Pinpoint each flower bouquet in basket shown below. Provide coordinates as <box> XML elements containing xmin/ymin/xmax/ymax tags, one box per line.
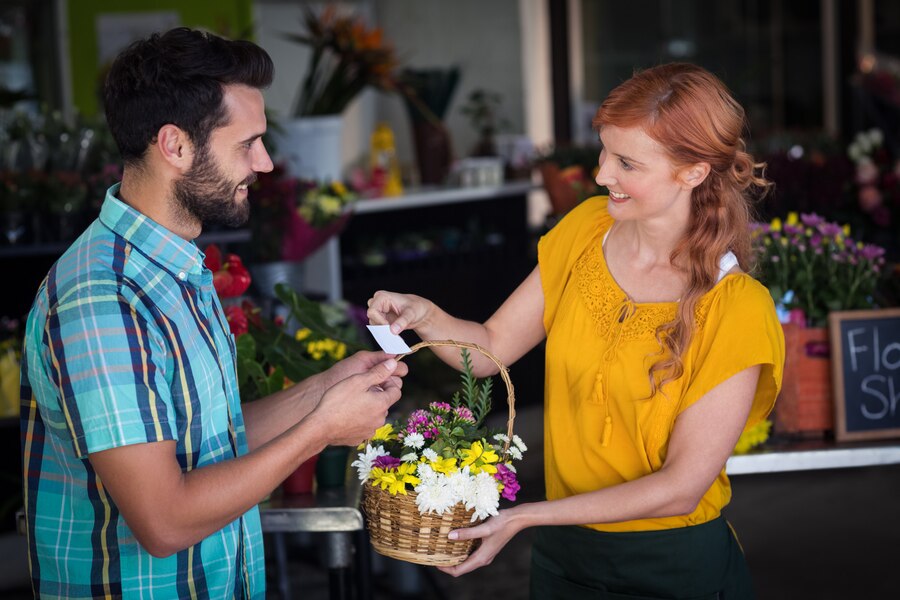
<box><xmin>352</xmin><ymin>341</ymin><xmax>526</xmax><ymax>566</ymax></box>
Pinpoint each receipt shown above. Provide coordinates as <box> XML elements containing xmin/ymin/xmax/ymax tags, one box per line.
<box><xmin>366</xmin><ymin>325</ymin><xmax>412</xmax><ymax>354</ymax></box>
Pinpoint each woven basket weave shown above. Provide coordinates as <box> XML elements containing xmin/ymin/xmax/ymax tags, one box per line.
<box><xmin>361</xmin><ymin>340</ymin><xmax>516</xmax><ymax>567</ymax></box>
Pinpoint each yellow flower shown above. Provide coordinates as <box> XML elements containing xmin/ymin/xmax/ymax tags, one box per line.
<box><xmin>295</xmin><ymin>328</ymin><xmax>312</xmax><ymax>341</ymax></box>
<box><xmin>331</xmin><ymin>181</ymin><xmax>348</xmax><ymax>196</ymax></box>
<box><xmin>429</xmin><ymin>456</ymin><xmax>458</xmax><ymax>474</ymax></box>
<box><xmin>733</xmin><ymin>419</ymin><xmax>772</xmax><ymax>455</ymax></box>
<box><xmin>770</xmin><ymin>217</ymin><xmax>782</xmax><ymax>231</ymax></box>
<box><xmin>842</xmin><ymin>224</ymin><xmax>851</xmax><ymax>237</ymax></box>
<box><xmin>370</xmin><ymin>463</ymin><xmax>420</xmax><ymax>495</ymax></box>
<box><xmin>320</xmin><ymin>196</ymin><xmax>342</xmax><ymax>216</ymax></box>
<box><xmin>372</xmin><ymin>423</ymin><xmax>396</xmax><ymax>442</ymax></box>
<box><xmin>786</xmin><ymin>212</ymin><xmax>799</xmax><ymax>226</ymax></box>
<box><xmin>459</xmin><ymin>441</ymin><xmax>500</xmax><ymax>475</ymax></box>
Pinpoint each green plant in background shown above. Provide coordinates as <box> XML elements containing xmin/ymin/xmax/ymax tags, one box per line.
<box><xmin>234</xmin><ymin>284</ymin><xmax>369</xmax><ymax>402</ymax></box>
<box><xmin>458</xmin><ymin>88</ymin><xmax>510</xmax><ymax>156</ymax></box>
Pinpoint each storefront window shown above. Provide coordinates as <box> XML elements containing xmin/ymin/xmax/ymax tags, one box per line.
<box><xmin>575</xmin><ymin>0</ymin><xmax>823</xmax><ymax>141</ymax></box>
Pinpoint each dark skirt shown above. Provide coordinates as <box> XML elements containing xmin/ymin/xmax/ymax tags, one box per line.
<box><xmin>530</xmin><ymin>516</ymin><xmax>753</xmax><ymax>600</ymax></box>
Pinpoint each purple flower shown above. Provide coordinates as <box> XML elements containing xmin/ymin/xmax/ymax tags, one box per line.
<box><xmin>494</xmin><ymin>464</ymin><xmax>520</xmax><ymax>501</ymax></box>
<box><xmin>373</xmin><ymin>455</ymin><xmax>401</xmax><ymax>470</ymax></box>
<box><xmin>859</xmin><ymin>244</ymin><xmax>884</xmax><ymax>260</ymax></box>
<box><xmin>428</xmin><ymin>402</ymin><xmax>452</xmax><ymax>414</ymax></box>
<box><xmin>820</xmin><ymin>223</ymin><xmax>842</xmax><ymax>237</ymax></box>
<box><xmin>800</xmin><ymin>213</ymin><xmax>825</xmax><ymax>227</ymax></box>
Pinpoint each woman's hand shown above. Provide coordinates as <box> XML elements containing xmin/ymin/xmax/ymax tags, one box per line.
<box><xmin>437</xmin><ymin>508</ymin><xmax>526</xmax><ymax>577</ymax></box>
<box><xmin>367</xmin><ymin>290</ymin><xmax>434</xmax><ymax>335</ymax></box>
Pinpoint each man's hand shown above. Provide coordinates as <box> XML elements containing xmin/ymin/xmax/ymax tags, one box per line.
<box><xmin>312</xmin><ymin>358</ymin><xmax>404</xmax><ymax>446</ymax></box>
<box><xmin>320</xmin><ymin>350</ymin><xmax>408</xmax><ymax>392</ymax></box>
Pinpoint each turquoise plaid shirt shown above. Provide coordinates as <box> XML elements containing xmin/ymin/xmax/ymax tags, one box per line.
<box><xmin>21</xmin><ymin>184</ymin><xmax>265</xmax><ymax>599</ymax></box>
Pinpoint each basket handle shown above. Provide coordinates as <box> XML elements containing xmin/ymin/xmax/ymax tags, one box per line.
<box><xmin>396</xmin><ymin>339</ymin><xmax>516</xmax><ymax>457</ymax></box>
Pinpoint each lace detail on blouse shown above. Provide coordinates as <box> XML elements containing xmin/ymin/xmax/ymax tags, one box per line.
<box><xmin>575</xmin><ymin>240</ymin><xmax>677</xmax><ymax>340</ymax></box>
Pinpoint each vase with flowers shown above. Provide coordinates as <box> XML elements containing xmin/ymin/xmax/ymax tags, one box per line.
<box><xmin>751</xmin><ymin>212</ymin><xmax>887</xmax><ymax>436</ymax></box>
<box><xmin>276</xmin><ymin>5</ymin><xmax>403</xmax><ymax>181</ymax></box>
<box><xmin>247</xmin><ymin>166</ymin><xmax>356</xmax><ymax>299</ymax></box>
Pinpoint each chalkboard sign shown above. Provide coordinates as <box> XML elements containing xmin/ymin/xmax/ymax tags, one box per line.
<box><xmin>829</xmin><ymin>308</ymin><xmax>900</xmax><ymax>442</ymax></box>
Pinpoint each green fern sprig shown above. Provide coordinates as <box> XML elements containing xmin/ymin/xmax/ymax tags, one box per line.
<box><xmin>457</xmin><ymin>348</ymin><xmax>493</xmax><ymax>427</ymax></box>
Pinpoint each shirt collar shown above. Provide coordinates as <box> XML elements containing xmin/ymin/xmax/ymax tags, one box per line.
<box><xmin>99</xmin><ymin>183</ymin><xmax>206</xmax><ymax>286</ymax></box>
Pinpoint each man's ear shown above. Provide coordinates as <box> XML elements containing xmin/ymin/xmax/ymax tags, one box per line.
<box><xmin>679</xmin><ymin>162</ymin><xmax>711</xmax><ymax>190</ymax></box>
<box><xmin>156</xmin><ymin>124</ymin><xmax>193</xmax><ymax>171</ymax></box>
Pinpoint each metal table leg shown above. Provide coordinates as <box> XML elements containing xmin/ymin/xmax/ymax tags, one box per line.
<box><xmin>323</xmin><ymin>531</ymin><xmax>353</xmax><ymax>600</ymax></box>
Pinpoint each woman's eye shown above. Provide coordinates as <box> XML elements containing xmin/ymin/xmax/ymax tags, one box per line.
<box><xmin>619</xmin><ymin>157</ymin><xmax>633</xmax><ymax>171</ymax></box>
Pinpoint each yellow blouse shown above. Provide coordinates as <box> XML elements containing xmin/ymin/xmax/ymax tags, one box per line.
<box><xmin>538</xmin><ymin>197</ymin><xmax>784</xmax><ymax>532</ymax></box>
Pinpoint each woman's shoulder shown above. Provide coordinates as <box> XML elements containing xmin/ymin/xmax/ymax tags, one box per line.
<box><xmin>547</xmin><ymin>196</ymin><xmax>612</xmax><ymax>240</ymax></box>
<box><xmin>700</xmin><ymin>272</ymin><xmax>778</xmax><ymax>323</ymax></box>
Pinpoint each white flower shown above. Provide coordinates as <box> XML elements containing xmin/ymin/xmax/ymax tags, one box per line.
<box><xmin>493</xmin><ymin>433</ymin><xmax>510</xmax><ymax>444</ymax></box>
<box><xmin>446</xmin><ymin>467</ymin><xmax>475</xmax><ymax>504</ymax></box>
<box><xmin>350</xmin><ymin>444</ymin><xmax>389</xmax><ymax>483</ymax></box>
<box><xmin>403</xmin><ymin>432</ymin><xmax>425</xmax><ymax>449</ymax></box>
<box><xmin>848</xmin><ymin>143</ymin><xmax>862</xmax><ymax>162</ymax></box>
<box><xmin>416</xmin><ymin>462</ymin><xmax>438</xmax><ymax>483</ymax></box>
<box><xmin>467</xmin><ymin>472</ymin><xmax>501</xmax><ymax>522</ymax></box>
<box><xmin>507</xmin><ymin>447</ymin><xmax>523</xmax><ymax>461</ymax></box>
<box><xmin>505</xmin><ymin>463</ymin><xmax>517</xmax><ymax>473</ymax></box>
<box><xmin>415</xmin><ymin>473</ymin><xmax>457</xmax><ymax>515</ymax></box>
<box><xmin>400</xmin><ymin>452</ymin><xmax>419</xmax><ymax>463</ymax></box>
<box><xmin>869</xmin><ymin>128</ymin><xmax>884</xmax><ymax>146</ymax></box>
<box><xmin>512</xmin><ymin>434</ymin><xmax>528</xmax><ymax>452</ymax></box>
<box><xmin>422</xmin><ymin>448</ymin><xmax>438</xmax><ymax>462</ymax></box>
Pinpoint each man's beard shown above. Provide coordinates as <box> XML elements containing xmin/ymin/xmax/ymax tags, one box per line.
<box><xmin>172</xmin><ymin>143</ymin><xmax>254</xmax><ymax>228</ymax></box>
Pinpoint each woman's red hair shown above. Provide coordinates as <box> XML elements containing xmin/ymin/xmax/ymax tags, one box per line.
<box><xmin>593</xmin><ymin>63</ymin><xmax>770</xmax><ymax>395</ymax></box>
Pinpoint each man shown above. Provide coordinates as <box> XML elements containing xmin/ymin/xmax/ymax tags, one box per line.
<box><xmin>20</xmin><ymin>28</ymin><xmax>405</xmax><ymax>598</ymax></box>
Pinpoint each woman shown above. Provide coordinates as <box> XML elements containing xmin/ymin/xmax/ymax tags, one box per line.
<box><xmin>368</xmin><ymin>63</ymin><xmax>784</xmax><ymax>599</ymax></box>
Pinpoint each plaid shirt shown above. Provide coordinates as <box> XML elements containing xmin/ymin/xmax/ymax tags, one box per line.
<box><xmin>20</xmin><ymin>184</ymin><xmax>265</xmax><ymax>599</ymax></box>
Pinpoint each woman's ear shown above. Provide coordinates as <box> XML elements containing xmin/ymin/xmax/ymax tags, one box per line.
<box><xmin>156</xmin><ymin>124</ymin><xmax>193</xmax><ymax>171</ymax></box>
<box><xmin>679</xmin><ymin>162</ymin><xmax>711</xmax><ymax>190</ymax></box>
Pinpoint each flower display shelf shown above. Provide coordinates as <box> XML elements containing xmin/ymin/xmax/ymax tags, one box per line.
<box><xmin>361</xmin><ymin>340</ymin><xmax>516</xmax><ymax>567</ymax></box>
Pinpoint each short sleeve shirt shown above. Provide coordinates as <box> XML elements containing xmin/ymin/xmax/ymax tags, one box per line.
<box><xmin>538</xmin><ymin>196</ymin><xmax>784</xmax><ymax>532</ymax></box>
<box><xmin>21</xmin><ymin>184</ymin><xmax>265</xmax><ymax>598</ymax></box>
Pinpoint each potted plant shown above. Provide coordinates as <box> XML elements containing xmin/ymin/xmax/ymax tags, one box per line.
<box><xmin>206</xmin><ymin>245</ymin><xmax>371</xmax><ymax>493</ymax></box>
<box><xmin>277</xmin><ymin>6</ymin><xmax>403</xmax><ymax>181</ymax></box>
<box><xmin>536</xmin><ymin>144</ymin><xmax>605</xmax><ymax>218</ymax></box>
<box><xmin>751</xmin><ymin>212</ymin><xmax>887</xmax><ymax>436</ymax></box>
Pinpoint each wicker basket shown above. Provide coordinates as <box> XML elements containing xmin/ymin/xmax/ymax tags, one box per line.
<box><xmin>361</xmin><ymin>340</ymin><xmax>517</xmax><ymax>567</ymax></box>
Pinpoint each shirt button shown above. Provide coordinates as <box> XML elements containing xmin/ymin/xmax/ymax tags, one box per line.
<box><xmin>178</xmin><ymin>272</ymin><xmax>187</xmax><ymax>281</ymax></box>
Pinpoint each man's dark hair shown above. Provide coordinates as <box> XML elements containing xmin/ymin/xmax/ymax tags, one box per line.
<box><xmin>103</xmin><ymin>27</ymin><xmax>274</xmax><ymax>166</ymax></box>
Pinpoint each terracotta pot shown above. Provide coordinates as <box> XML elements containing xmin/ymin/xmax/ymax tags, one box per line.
<box><xmin>281</xmin><ymin>453</ymin><xmax>320</xmax><ymax>495</ymax></box>
<box><xmin>774</xmin><ymin>323</ymin><xmax>834</xmax><ymax>437</ymax></box>
<box><xmin>538</xmin><ymin>162</ymin><xmax>580</xmax><ymax>215</ymax></box>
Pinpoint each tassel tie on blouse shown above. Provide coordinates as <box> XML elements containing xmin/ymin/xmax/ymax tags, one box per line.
<box><xmin>597</xmin><ymin>296</ymin><xmax>637</xmax><ymax>447</ymax></box>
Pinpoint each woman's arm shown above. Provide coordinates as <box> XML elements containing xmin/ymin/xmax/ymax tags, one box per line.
<box><xmin>439</xmin><ymin>364</ymin><xmax>761</xmax><ymax>576</ymax></box>
<box><xmin>367</xmin><ymin>266</ymin><xmax>547</xmax><ymax>376</ymax></box>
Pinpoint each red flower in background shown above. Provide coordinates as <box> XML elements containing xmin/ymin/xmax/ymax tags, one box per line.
<box><xmin>224</xmin><ymin>305</ymin><xmax>248</xmax><ymax>336</ymax></box>
<box><xmin>204</xmin><ymin>244</ymin><xmax>251</xmax><ymax>298</ymax></box>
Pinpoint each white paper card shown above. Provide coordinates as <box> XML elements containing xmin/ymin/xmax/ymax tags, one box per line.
<box><xmin>367</xmin><ymin>325</ymin><xmax>412</xmax><ymax>354</ymax></box>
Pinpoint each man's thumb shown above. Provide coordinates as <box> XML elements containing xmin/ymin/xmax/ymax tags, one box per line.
<box><xmin>367</xmin><ymin>358</ymin><xmax>397</xmax><ymax>383</ymax></box>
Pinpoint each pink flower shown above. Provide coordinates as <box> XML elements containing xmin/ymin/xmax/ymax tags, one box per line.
<box><xmin>494</xmin><ymin>464</ymin><xmax>520</xmax><ymax>501</ymax></box>
<box><xmin>857</xmin><ymin>185</ymin><xmax>883</xmax><ymax>213</ymax></box>
<box><xmin>855</xmin><ymin>160</ymin><xmax>880</xmax><ymax>185</ymax></box>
